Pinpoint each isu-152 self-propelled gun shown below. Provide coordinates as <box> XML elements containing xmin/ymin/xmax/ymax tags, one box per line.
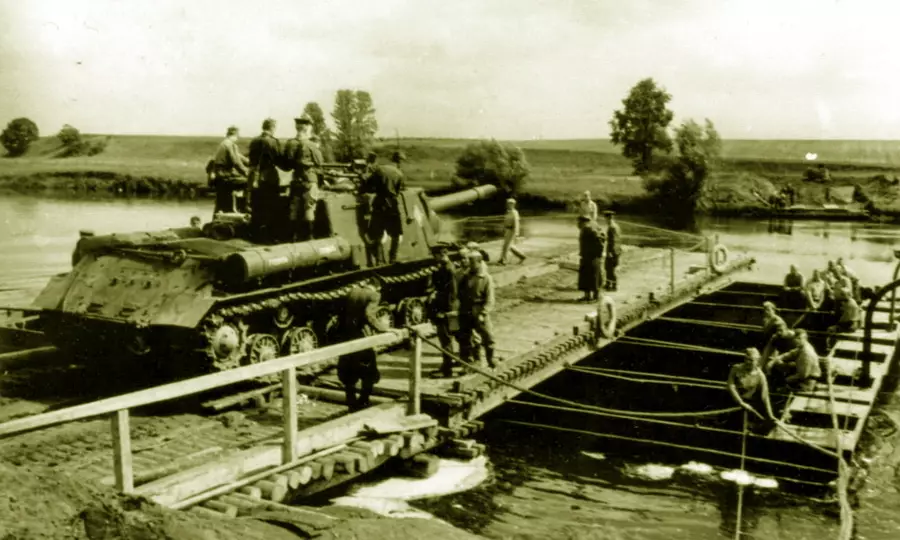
<box><xmin>30</xmin><ymin>180</ymin><xmax>498</xmax><ymax>377</ymax></box>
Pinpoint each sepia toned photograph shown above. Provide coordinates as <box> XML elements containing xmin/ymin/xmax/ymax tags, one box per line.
<box><xmin>1</xmin><ymin>1</ymin><xmax>899</xmax><ymax>538</ymax></box>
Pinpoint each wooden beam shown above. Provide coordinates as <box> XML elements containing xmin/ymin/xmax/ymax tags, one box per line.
<box><xmin>111</xmin><ymin>410</ymin><xmax>133</xmax><ymax>494</ymax></box>
<box><xmin>282</xmin><ymin>366</ymin><xmax>298</xmax><ymax>464</ymax></box>
<box><xmin>408</xmin><ymin>336</ymin><xmax>422</xmax><ymax>416</ymax></box>
<box><xmin>139</xmin><ymin>402</ymin><xmax>408</xmax><ymax>506</ymax></box>
<box><xmin>0</xmin><ymin>323</ymin><xmax>432</xmax><ymax>438</ymax></box>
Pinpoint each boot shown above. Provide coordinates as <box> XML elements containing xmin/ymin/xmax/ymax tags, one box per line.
<box><xmin>485</xmin><ymin>347</ymin><xmax>496</xmax><ymax>369</ymax></box>
<box><xmin>344</xmin><ymin>386</ymin><xmax>358</xmax><ymax>411</ymax></box>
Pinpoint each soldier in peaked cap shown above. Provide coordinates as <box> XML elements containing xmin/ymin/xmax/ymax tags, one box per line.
<box><xmin>282</xmin><ymin>115</ymin><xmax>324</xmax><ymax>241</ymax></box>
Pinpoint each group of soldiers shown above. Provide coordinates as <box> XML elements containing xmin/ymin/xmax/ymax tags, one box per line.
<box><xmin>336</xmin><ymin>241</ymin><xmax>497</xmax><ymax>411</ymax></box>
<box><xmin>729</xmin><ymin>259</ymin><xmax>866</xmax><ymax>431</ymax></box>
<box><xmin>577</xmin><ymin>207</ymin><xmax>622</xmax><ymax>301</ymax></box>
<box><xmin>207</xmin><ymin>117</ymin><xmax>408</xmax><ymax>264</ymax></box>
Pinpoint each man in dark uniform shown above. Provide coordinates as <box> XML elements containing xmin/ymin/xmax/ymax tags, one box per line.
<box><xmin>210</xmin><ymin>126</ymin><xmax>250</xmax><ymax>214</ymax></box>
<box><xmin>247</xmin><ymin>118</ymin><xmax>286</xmax><ymax>243</ymax></box>
<box><xmin>603</xmin><ymin>210</ymin><xmax>622</xmax><ymax>291</ymax></box>
<box><xmin>363</xmin><ymin>150</ymin><xmax>407</xmax><ymax>264</ymax></box>
<box><xmin>458</xmin><ymin>250</ymin><xmax>497</xmax><ymax>369</ymax></box>
<box><xmin>428</xmin><ymin>244</ymin><xmax>459</xmax><ymax>377</ymax></box>
<box><xmin>282</xmin><ymin>115</ymin><xmax>324</xmax><ymax>241</ymax></box>
<box><xmin>577</xmin><ymin>216</ymin><xmax>606</xmax><ymax>302</ymax></box>
<box><xmin>337</xmin><ymin>278</ymin><xmax>403</xmax><ymax>411</ymax></box>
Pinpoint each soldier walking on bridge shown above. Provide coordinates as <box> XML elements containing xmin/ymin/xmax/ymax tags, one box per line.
<box><xmin>603</xmin><ymin>210</ymin><xmax>621</xmax><ymax>291</ymax></box>
<box><xmin>282</xmin><ymin>115</ymin><xmax>324</xmax><ymax>242</ymax></box>
<box><xmin>209</xmin><ymin>126</ymin><xmax>250</xmax><ymax>215</ymax></box>
<box><xmin>577</xmin><ymin>215</ymin><xmax>606</xmax><ymax>302</ymax></box>
<box><xmin>337</xmin><ymin>278</ymin><xmax>404</xmax><ymax>411</ymax></box>
<box><xmin>458</xmin><ymin>250</ymin><xmax>497</xmax><ymax>369</ymax></box>
<box><xmin>363</xmin><ymin>151</ymin><xmax>407</xmax><ymax>264</ymax></box>
<box><xmin>248</xmin><ymin>118</ymin><xmax>286</xmax><ymax>243</ymax></box>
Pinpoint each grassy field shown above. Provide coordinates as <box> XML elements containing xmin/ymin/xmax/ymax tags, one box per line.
<box><xmin>2</xmin><ymin>134</ymin><xmax>899</xmax><ymax>211</ymax></box>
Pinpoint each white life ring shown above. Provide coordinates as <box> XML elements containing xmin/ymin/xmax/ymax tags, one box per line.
<box><xmin>596</xmin><ymin>295</ymin><xmax>617</xmax><ymax>340</ymax></box>
<box><xmin>709</xmin><ymin>244</ymin><xmax>729</xmax><ymax>274</ymax></box>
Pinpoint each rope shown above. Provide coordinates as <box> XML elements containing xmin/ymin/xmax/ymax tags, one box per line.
<box><xmin>497</xmin><ymin>418</ymin><xmax>835</xmax><ymax>478</ymax></box>
<box><xmin>734</xmin><ymin>411</ymin><xmax>748</xmax><ymax>540</ymax></box>
<box><xmin>617</xmin><ymin>335</ymin><xmax>744</xmax><ymax>357</ymax></box>
<box><xmin>414</xmin><ymin>332</ymin><xmax>742</xmax><ymax>419</ymax></box>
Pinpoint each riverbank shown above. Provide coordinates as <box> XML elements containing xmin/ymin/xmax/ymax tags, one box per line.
<box><xmin>3</xmin><ymin>135</ymin><xmax>900</xmax><ymax>219</ymax></box>
<box><xmin>0</xmin><ymin>462</ymin><xmax>484</xmax><ymax>539</ymax></box>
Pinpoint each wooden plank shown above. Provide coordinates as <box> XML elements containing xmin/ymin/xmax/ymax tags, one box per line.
<box><xmin>786</xmin><ymin>396</ymin><xmax>873</xmax><ymax>418</ymax></box>
<box><xmin>138</xmin><ymin>402</ymin><xmax>407</xmax><ymax>506</ymax></box>
<box><xmin>0</xmin><ymin>324</ymin><xmax>431</xmax><ymax>438</ymax></box>
<box><xmin>768</xmin><ymin>425</ymin><xmax>857</xmax><ymax>451</ymax></box>
<box><xmin>111</xmin><ymin>410</ymin><xmax>134</xmax><ymax>493</ymax></box>
<box><xmin>281</xmin><ymin>366</ymin><xmax>298</xmax><ymax>464</ymax></box>
<box><xmin>798</xmin><ymin>384</ymin><xmax>878</xmax><ymax>405</ymax></box>
<box><xmin>827</xmin><ymin>356</ymin><xmax>887</xmax><ymax>379</ymax></box>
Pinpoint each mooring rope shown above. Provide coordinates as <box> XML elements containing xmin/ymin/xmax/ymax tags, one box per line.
<box><xmin>616</xmin><ymin>335</ymin><xmax>744</xmax><ymax>356</ymax></box>
<box><xmin>415</xmin><ymin>333</ymin><xmax>742</xmax><ymax>419</ymax></box>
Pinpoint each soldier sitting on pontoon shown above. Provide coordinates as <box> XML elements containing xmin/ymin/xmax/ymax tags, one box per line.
<box><xmin>781</xmin><ymin>265</ymin><xmax>806</xmax><ymax>310</ymax></box>
<box><xmin>766</xmin><ymin>329</ymin><xmax>822</xmax><ymax>393</ymax></box>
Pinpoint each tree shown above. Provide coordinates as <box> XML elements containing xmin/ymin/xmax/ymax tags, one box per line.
<box><xmin>644</xmin><ymin>118</ymin><xmax>721</xmax><ymax>217</ymax></box>
<box><xmin>455</xmin><ymin>139</ymin><xmax>530</xmax><ymax>194</ymax></box>
<box><xmin>1</xmin><ymin>117</ymin><xmax>39</xmax><ymax>157</ymax></box>
<box><xmin>330</xmin><ymin>90</ymin><xmax>379</xmax><ymax>162</ymax></box>
<box><xmin>303</xmin><ymin>101</ymin><xmax>334</xmax><ymax>161</ymax></box>
<box><xmin>58</xmin><ymin>124</ymin><xmax>83</xmax><ymax>156</ymax></box>
<box><xmin>609</xmin><ymin>78</ymin><xmax>674</xmax><ymax>174</ymax></box>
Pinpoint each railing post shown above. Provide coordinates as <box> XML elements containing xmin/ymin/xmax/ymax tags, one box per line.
<box><xmin>282</xmin><ymin>366</ymin><xmax>298</xmax><ymax>464</ymax></box>
<box><xmin>111</xmin><ymin>409</ymin><xmax>133</xmax><ymax>493</ymax></box>
<box><xmin>669</xmin><ymin>247</ymin><xmax>676</xmax><ymax>294</ymax></box>
<box><xmin>408</xmin><ymin>334</ymin><xmax>422</xmax><ymax>416</ymax></box>
<box><xmin>889</xmin><ymin>255</ymin><xmax>900</xmax><ymax>326</ymax></box>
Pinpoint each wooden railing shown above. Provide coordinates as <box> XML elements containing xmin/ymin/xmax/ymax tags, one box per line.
<box><xmin>0</xmin><ymin>323</ymin><xmax>432</xmax><ymax>493</ymax></box>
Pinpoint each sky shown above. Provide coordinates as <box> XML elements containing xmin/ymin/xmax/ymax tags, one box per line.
<box><xmin>2</xmin><ymin>0</ymin><xmax>900</xmax><ymax>140</ymax></box>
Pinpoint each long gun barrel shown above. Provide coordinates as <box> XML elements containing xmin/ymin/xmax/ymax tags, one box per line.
<box><xmin>428</xmin><ymin>184</ymin><xmax>498</xmax><ymax>213</ymax></box>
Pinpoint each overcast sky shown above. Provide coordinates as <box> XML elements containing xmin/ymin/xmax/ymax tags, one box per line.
<box><xmin>2</xmin><ymin>0</ymin><xmax>899</xmax><ymax>140</ymax></box>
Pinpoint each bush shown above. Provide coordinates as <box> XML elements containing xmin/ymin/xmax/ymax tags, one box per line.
<box><xmin>1</xmin><ymin>117</ymin><xmax>39</xmax><ymax>156</ymax></box>
<box><xmin>57</xmin><ymin>125</ymin><xmax>108</xmax><ymax>157</ymax></box>
<box><xmin>455</xmin><ymin>139</ymin><xmax>530</xmax><ymax>194</ymax></box>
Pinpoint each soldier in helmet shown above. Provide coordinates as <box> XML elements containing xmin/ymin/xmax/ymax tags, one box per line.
<box><xmin>362</xmin><ymin>150</ymin><xmax>407</xmax><ymax>264</ymax></box>
<box><xmin>282</xmin><ymin>115</ymin><xmax>324</xmax><ymax>242</ymax></box>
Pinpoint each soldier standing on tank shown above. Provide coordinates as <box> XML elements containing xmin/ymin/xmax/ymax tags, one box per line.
<box><xmin>577</xmin><ymin>215</ymin><xmax>606</xmax><ymax>302</ymax></box>
<box><xmin>211</xmin><ymin>126</ymin><xmax>250</xmax><ymax>215</ymax></box>
<box><xmin>248</xmin><ymin>118</ymin><xmax>286</xmax><ymax>243</ymax></box>
<box><xmin>428</xmin><ymin>244</ymin><xmax>459</xmax><ymax>377</ymax></box>
<box><xmin>337</xmin><ymin>278</ymin><xmax>404</xmax><ymax>411</ymax></box>
<box><xmin>363</xmin><ymin>151</ymin><xmax>407</xmax><ymax>264</ymax></box>
<box><xmin>603</xmin><ymin>210</ymin><xmax>622</xmax><ymax>291</ymax></box>
<box><xmin>282</xmin><ymin>115</ymin><xmax>324</xmax><ymax>242</ymax></box>
<box><xmin>458</xmin><ymin>250</ymin><xmax>497</xmax><ymax>369</ymax></box>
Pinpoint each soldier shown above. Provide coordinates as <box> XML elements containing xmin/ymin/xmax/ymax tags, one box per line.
<box><xmin>603</xmin><ymin>210</ymin><xmax>621</xmax><ymax>291</ymax></box>
<box><xmin>428</xmin><ymin>244</ymin><xmax>459</xmax><ymax>378</ymax></box>
<box><xmin>190</xmin><ymin>216</ymin><xmax>201</xmax><ymax>229</ymax></box>
<box><xmin>781</xmin><ymin>264</ymin><xmax>806</xmax><ymax>309</ymax></box>
<box><xmin>766</xmin><ymin>329</ymin><xmax>822</xmax><ymax>392</ymax></box>
<box><xmin>498</xmin><ymin>198</ymin><xmax>526</xmax><ymax>265</ymax></box>
<box><xmin>363</xmin><ymin>150</ymin><xmax>407</xmax><ymax>264</ymax></box>
<box><xmin>337</xmin><ymin>278</ymin><xmax>403</xmax><ymax>411</ymax></box>
<box><xmin>282</xmin><ymin>115</ymin><xmax>324</xmax><ymax>242</ymax></box>
<box><xmin>578</xmin><ymin>190</ymin><xmax>598</xmax><ymax>222</ymax></box>
<box><xmin>458</xmin><ymin>250</ymin><xmax>497</xmax><ymax>369</ymax></box>
<box><xmin>577</xmin><ymin>215</ymin><xmax>606</xmax><ymax>302</ymax></box>
<box><xmin>210</xmin><ymin>126</ymin><xmax>249</xmax><ymax>215</ymax></box>
<box><xmin>247</xmin><ymin>118</ymin><xmax>286</xmax><ymax>243</ymax></box>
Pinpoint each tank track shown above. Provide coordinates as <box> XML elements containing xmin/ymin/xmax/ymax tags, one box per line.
<box><xmin>197</xmin><ymin>264</ymin><xmax>439</xmax><ymax>375</ymax></box>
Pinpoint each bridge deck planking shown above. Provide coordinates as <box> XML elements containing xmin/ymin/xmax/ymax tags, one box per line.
<box><xmin>317</xmin><ymin>248</ymin><xmax>716</xmax><ymax>405</ymax></box>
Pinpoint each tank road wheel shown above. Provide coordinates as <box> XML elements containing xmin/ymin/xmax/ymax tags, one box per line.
<box><xmin>273</xmin><ymin>305</ymin><xmax>295</xmax><ymax>329</ymax></box>
<box><xmin>127</xmin><ymin>334</ymin><xmax>152</xmax><ymax>356</ymax></box>
<box><xmin>400</xmin><ymin>298</ymin><xmax>427</xmax><ymax>326</ymax></box>
<box><xmin>283</xmin><ymin>325</ymin><xmax>318</xmax><ymax>355</ymax></box>
<box><xmin>206</xmin><ymin>322</ymin><xmax>245</xmax><ymax>371</ymax></box>
<box><xmin>376</xmin><ymin>303</ymin><xmax>395</xmax><ymax>330</ymax></box>
<box><xmin>245</xmin><ymin>333</ymin><xmax>281</xmax><ymax>366</ymax></box>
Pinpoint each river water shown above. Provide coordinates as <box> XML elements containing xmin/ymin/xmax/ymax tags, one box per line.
<box><xmin>2</xmin><ymin>193</ymin><xmax>900</xmax><ymax>539</ymax></box>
